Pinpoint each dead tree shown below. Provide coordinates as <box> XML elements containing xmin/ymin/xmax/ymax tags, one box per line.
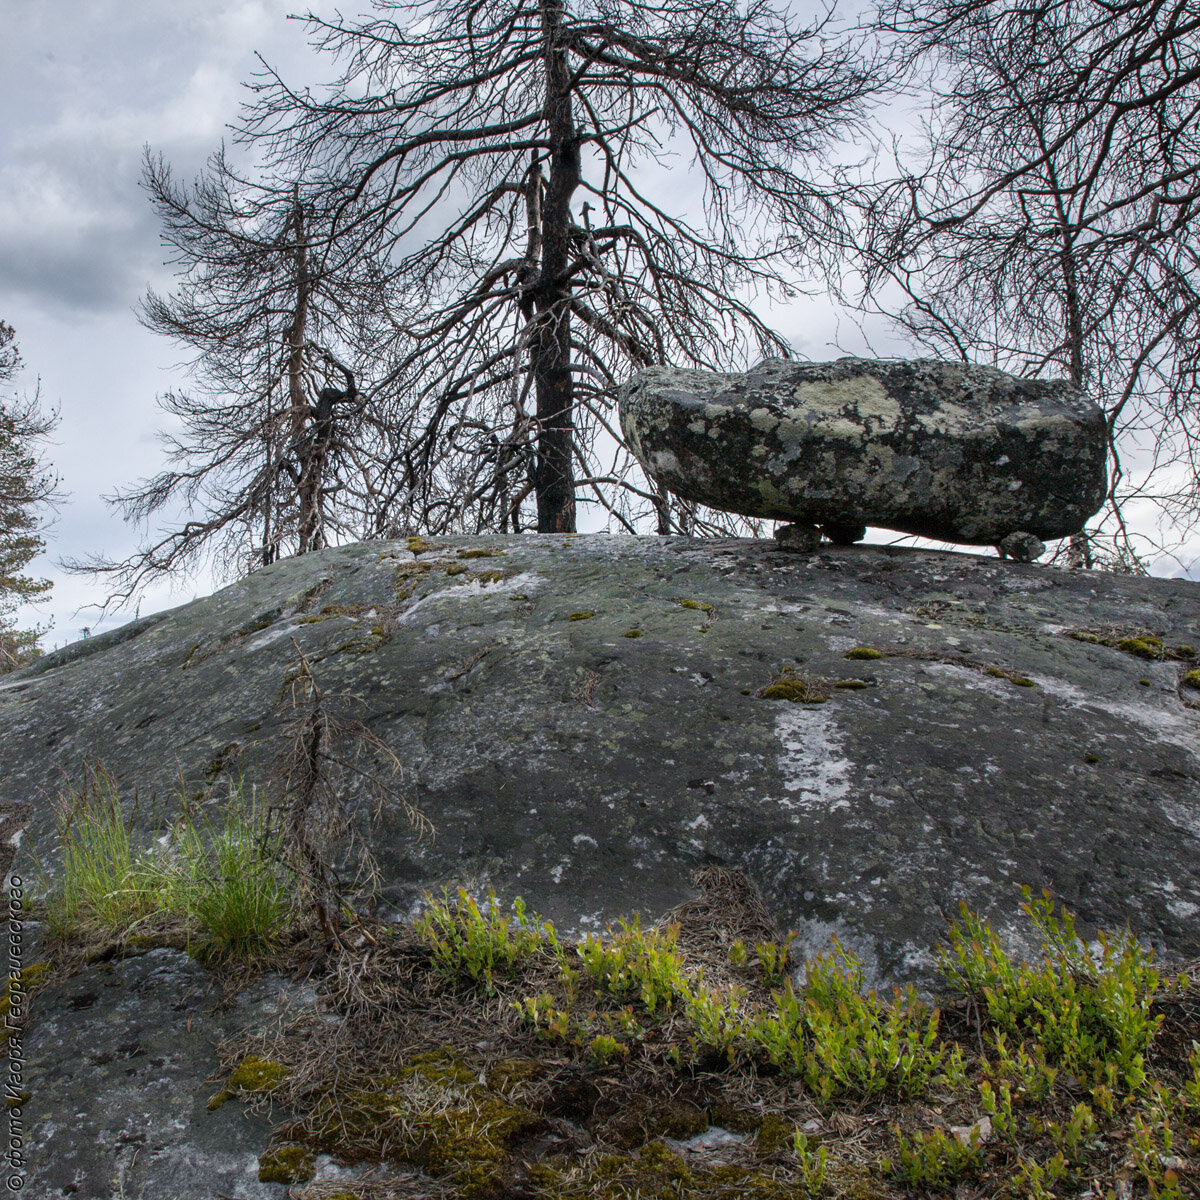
<box><xmin>72</xmin><ymin>152</ymin><xmax>385</xmax><ymax>603</ymax></box>
<box><xmin>239</xmin><ymin>0</ymin><xmax>876</xmax><ymax>534</ymax></box>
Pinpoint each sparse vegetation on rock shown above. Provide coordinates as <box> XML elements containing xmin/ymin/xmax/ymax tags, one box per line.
<box><xmin>193</xmin><ymin>875</ymin><xmax>1199</xmax><ymax>1199</ymax></box>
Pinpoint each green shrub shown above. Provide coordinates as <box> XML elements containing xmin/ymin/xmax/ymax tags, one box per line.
<box><xmin>577</xmin><ymin>917</ymin><xmax>690</xmax><ymax>1013</ymax></box>
<box><xmin>890</xmin><ymin>1126</ymin><xmax>984</xmax><ymax>1187</ymax></box>
<box><xmin>416</xmin><ymin>889</ymin><xmax>559</xmax><ymax>992</ymax></box>
<box><xmin>744</xmin><ymin>941</ymin><xmax>945</xmax><ymax>1101</ymax></box>
<box><xmin>938</xmin><ymin>889</ymin><xmax>1162</xmax><ymax>1091</ymax></box>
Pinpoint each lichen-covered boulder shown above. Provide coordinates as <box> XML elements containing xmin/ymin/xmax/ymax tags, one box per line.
<box><xmin>618</xmin><ymin>358</ymin><xmax>1108</xmax><ymax>545</ymax></box>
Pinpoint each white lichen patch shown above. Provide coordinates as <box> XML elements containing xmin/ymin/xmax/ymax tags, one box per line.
<box><xmin>824</xmin><ymin>634</ymin><xmax>861</xmax><ymax>653</ymax></box>
<box><xmin>922</xmin><ymin>661</ymin><xmax>1015</xmax><ymax>699</ymax></box>
<box><xmin>1160</xmin><ymin>798</ymin><xmax>1200</xmax><ymax>839</ymax></box>
<box><xmin>749</xmin><ymin>407</ymin><xmax>780</xmax><ymax>434</ymax></box>
<box><xmin>914</xmin><ymin>398</ymin><xmax>973</xmax><ymax>434</ymax></box>
<box><xmin>1035</xmin><ymin>675</ymin><xmax>1200</xmax><ymax>768</ymax></box>
<box><xmin>245</xmin><ymin>619</ymin><xmax>304</xmax><ymax>653</ymax></box>
<box><xmin>786</xmin><ymin>375</ymin><xmax>895</xmax><ymax>426</ymax></box>
<box><xmin>772</xmin><ymin>704</ymin><xmax>852</xmax><ymax>815</ymax></box>
<box><xmin>650</xmin><ymin>449</ymin><xmax>682</xmax><ymax>475</ymax></box>
<box><xmin>397</xmin><ymin>570</ymin><xmax>543</xmax><ymax>625</ymax></box>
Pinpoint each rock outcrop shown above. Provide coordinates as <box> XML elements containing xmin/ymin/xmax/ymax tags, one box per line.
<box><xmin>22</xmin><ymin>950</ymin><xmax>302</xmax><ymax>1199</ymax></box>
<box><xmin>618</xmin><ymin>358</ymin><xmax>1108</xmax><ymax>548</ymax></box>
<box><xmin>4</xmin><ymin>535</ymin><xmax>1200</xmax><ymax>1197</ymax></box>
<box><xmin>5</xmin><ymin>535</ymin><xmax>1197</xmax><ymax>971</ymax></box>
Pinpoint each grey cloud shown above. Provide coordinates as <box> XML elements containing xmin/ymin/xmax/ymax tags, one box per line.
<box><xmin>0</xmin><ymin>218</ymin><xmax>159</xmax><ymax>316</ymax></box>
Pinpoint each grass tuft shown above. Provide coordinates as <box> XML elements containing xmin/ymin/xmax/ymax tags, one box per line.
<box><xmin>39</xmin><ymin>767</ymin><xmax>298</xmax><ymax>958</ymax></box>
<box><xmin>42</xmin><ymin>763</ymin><xmax>166</xmax><ymax>940</ymax></box>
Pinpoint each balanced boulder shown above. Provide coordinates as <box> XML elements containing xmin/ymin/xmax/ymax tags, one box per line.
<box><xmin>618</xmin><ymin>358</ymin><xmax>1108</xmax><ymax>547</ymax></box>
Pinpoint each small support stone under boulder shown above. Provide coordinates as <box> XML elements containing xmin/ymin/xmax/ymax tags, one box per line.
<box><xmin>618</xmin><ymin>358</ymin><xmax>1108</xmax><ymax>555</ymax></box>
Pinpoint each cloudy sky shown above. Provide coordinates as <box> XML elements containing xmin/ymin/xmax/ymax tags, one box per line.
<box><xmin>0</xmin><ymin>2</ymin><xmax>344</xmax><ymax>645</ymax></box>
<box><xmin>2</xmin><ymin>2</ymin><xmax>1194</xmax><ymax>651</ymax></box>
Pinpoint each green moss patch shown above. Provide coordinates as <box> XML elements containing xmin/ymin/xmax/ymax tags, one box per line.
<box><xmin>984</xmin><ymin>666</ymin><xmax>1037</xmax><ymax>687</ymax></box>
<box><xmin>0</xmin><ymin>962</ymin><xmax>52</xmax><ymax>1023</ymax></box>
<box><xmin>258</xmin><ymin>1143</ymin><xmax>315</xmax><ymax>1184</ymax></box>
<box><xmin>393</xmin><ymin>560</ymin><xmax>438</xmax><ymax>600</ymax></box>
<box><xmin>1065</xmin><ymin>626</ymin><xmax>1197</xmax><ymax>665</ymax></box>
<box><xmin>844</xmin><ymin>647</ymin><xmax>883</xmax><ymax>660</ymax></box>
<box><xmin>229</xmin><ymin>1054</ymin><xmax>289</xmax><ymax>1093</ymax></box>
<box><xmin>757</xmin><ymin>668</ymin><xmax>830</xmax><ymax>703</ymax></box>
<box><xmin>1118</xmin><ymin>635</ymin><xmax>1164</xmax><ymax>659</ymax></box>
<box><xmin>568</xmin><ymin>611</ymin><xmax>596</xmax><ymax>621</ymax></box>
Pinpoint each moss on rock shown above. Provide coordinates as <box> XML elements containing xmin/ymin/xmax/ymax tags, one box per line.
<box><xmin>258</xmin><ymin>1143</ymin><xmax>315</xmax><ymax>1184</ymax></box>
<box><xmin>228</xmin><ymin>1055</ymin><xmax>289</xmax><ymax>1094</ymax></box>
<box><xmin>1118</xmin><ymin>635</ymin><xmax>1163</xmax><ymax>660</ymax></box>
<box><xmin>757</xmin><ymin>670</ymin><xmax>829</xmax><ymax>703</ymax></box>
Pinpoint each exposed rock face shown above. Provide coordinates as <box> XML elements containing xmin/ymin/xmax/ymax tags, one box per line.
<box><xmin>5</xmin><ymin>534</ymin><xmax>1200</xmax><ymax>1196</ymax></box>
<box><xmin>5</xmin><ymin>535</ymin><xmax>1198</xmax><ymax>977</ymax></box>
<box><xmin>22</xmin><ymin>950</ymin><xmax>301</xmax><ymax>1200</ymax></box>
<box><xmin>618</xmin><ymin>358</ymin><xmax>1108</xmax><ymax>546</ymax></box>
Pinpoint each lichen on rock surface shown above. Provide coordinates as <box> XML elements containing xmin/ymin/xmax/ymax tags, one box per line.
<box><xmin>5</xmin><ymin>535</ymin><xmax>1199</xmax><ymax>990</ymax></box>
<box><xmin>618</xmin><ymin>358</ymin><xmax>1108</xmax><ymax>545</ymax></box>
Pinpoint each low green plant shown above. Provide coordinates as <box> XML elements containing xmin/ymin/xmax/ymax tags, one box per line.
<box><xmin>755</xmin><ymin>935</ymin><xmax>795</xmax><ymax>986</ymax></box>
<box><xmin>802</xmin><ymin>946</ymin><xmax>945</xmax><ymax>1101</ymax></box>
<box><xmin>1007</xmin><ymin>1151</ymin><xmax>1067</xmax><ymax>1199</ymax></box>
<box><xmin>588</xmin><ymin>1033</ymin><xmax>630</xmax><ymax>1066</ymax></box>
<box><xmin>979</xmin><ymin>1078</ymin><xmax>1017</xmax><ymax>1141</ymax></box>
<box><xmin>517</xmin><ymin>992</ymin><xmax>575</xmax><ymax>1041</ymax></box>
<box><xmin>416</xmin><ymin>889</ymin><xmax>559</xmax><ymax>992</ymax></box>
<box><xmin>1130</xmin><ymin>1103</ymin><xmax>1187</xmax><ymax>1199</ymax></box>
<box><xmin>1184</xmin><ymin>1041</ymin><xmax>1200</xmax><ymax>1108</ymax></box>
<box><xmin>576</xmin><ymin>917</ymin><xmax>690</xmax><ymax>1013</ymax></box>
<box><xmin>988</xmin><ymin>1034</ymin><xmax>1058</xmax><ymax>1103</ymax></box>
<box><xmin>890</xmin><ymin>1126</ymin><xmax>983</xmax><ymax>1187</ymax></box>
<box><xmin>791</xmin><ymin>1131</ymin><xmax>829</xmax><ymax>1189</ymax></box>
<box><xmin>42</xmin><ymin>763</ymin><xmax>166</xmax><ymax>939</ymax></box>
<box><xmin>939</xmin><ymin>889</ymin><xmax>1162</xmax><ymax>1091</ymax></box>
<box><xmin>744</xmin><ymin>942</ymin><xmax>945</xmax><ymax>1101</ymax></box>
<box><xmin>684</xmin><ymin>984</ymin><xmax>748</xmax><ymax>1058</ymax></box>
<box><xmin>1041</xmin><ymin>1101</ymin><xmax>1097</xmax><ymax>1162</ymax></box>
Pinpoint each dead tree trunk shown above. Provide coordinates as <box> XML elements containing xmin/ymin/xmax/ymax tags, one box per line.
<box><xmin>532</xmin><ymin>0</ymin><xmax>579</xmax><ymax>534</ymax></box>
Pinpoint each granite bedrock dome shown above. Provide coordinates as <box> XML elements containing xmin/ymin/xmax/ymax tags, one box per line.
<box><xmin>3</xmin><ymin>534</ymin><xmax>1200</xmax><ymax>1199</ymax></box>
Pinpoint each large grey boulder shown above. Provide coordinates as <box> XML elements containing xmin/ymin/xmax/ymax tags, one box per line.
<box><xmin>618</xmin><ymin>358</ymin><xmax>1108</xmax><ymax>547</ymax></box>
